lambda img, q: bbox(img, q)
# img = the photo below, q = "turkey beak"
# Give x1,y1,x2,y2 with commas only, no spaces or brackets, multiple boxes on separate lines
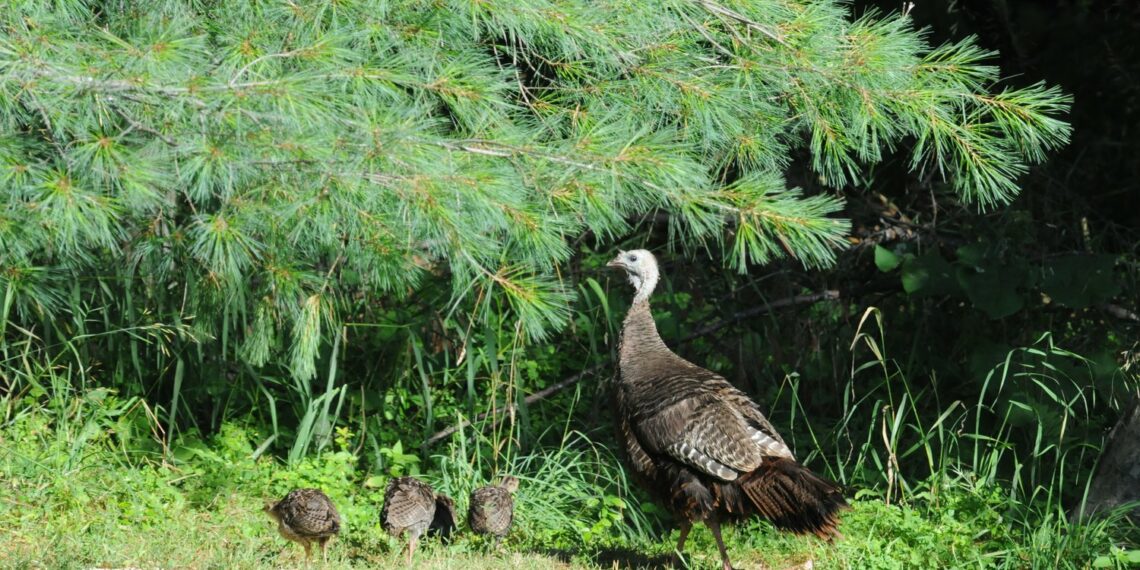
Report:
607,257,625,269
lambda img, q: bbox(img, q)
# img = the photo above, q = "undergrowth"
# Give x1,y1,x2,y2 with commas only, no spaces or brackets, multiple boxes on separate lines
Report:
1,313,1137,569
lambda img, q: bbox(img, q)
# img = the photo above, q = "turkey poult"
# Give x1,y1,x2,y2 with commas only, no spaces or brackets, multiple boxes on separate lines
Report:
381,476,457,564
264,488,341,564
608,250,848,570
468,476,519,544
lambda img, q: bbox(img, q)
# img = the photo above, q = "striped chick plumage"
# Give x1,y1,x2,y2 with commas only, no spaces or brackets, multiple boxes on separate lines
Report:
468,476,518,542
265,488,341,562
381,476,455,563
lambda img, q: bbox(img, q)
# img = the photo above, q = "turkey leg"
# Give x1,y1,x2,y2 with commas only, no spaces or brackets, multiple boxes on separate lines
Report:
707,519,734,570
671,522,692,567
319,536,330,564
406,535,418,565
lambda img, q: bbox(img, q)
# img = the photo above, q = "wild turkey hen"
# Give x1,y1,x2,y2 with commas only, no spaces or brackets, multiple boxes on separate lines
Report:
468,476,519,544
608,250,847,570
381,476,457,563
264,488,341,563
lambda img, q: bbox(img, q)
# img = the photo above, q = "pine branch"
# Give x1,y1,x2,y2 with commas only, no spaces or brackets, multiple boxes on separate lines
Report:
0,0,1069,387
692,0,787,45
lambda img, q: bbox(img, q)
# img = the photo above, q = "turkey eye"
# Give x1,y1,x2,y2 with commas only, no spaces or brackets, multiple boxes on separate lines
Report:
629,254,638,262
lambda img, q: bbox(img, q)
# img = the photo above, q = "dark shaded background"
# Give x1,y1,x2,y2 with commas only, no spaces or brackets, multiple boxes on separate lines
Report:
861,0,1140,233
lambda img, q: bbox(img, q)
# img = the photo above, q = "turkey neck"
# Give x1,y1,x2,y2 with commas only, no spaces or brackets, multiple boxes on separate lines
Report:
618,299,681,382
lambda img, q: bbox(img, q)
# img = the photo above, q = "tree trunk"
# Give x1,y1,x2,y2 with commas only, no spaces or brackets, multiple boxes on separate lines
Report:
1077,395,1140,522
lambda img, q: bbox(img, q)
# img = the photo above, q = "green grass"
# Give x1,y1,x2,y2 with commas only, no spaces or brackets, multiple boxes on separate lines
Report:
1,407,1135,570
2,316,1138,569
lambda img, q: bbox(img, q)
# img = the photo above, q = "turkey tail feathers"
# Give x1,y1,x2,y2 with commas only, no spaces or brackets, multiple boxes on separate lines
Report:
739,457,848,539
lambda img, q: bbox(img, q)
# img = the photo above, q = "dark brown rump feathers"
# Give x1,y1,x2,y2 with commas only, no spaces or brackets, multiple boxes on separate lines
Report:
734,457,847,538
659,456,846,538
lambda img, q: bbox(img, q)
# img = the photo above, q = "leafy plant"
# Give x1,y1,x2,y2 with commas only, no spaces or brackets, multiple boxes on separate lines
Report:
875,243,1122,318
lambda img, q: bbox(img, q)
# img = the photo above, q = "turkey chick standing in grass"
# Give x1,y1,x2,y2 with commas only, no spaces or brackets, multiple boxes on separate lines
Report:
608,250,848,570
381,476,457,564
265,488,341,564
468,476,519,546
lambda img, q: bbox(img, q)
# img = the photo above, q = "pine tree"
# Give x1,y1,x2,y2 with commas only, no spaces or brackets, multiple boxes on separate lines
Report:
0,1,1069,395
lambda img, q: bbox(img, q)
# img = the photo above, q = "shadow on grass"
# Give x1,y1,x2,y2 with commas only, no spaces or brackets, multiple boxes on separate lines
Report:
539,547,676,569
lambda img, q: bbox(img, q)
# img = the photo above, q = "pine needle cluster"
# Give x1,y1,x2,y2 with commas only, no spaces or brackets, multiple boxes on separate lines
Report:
0,0,1070,377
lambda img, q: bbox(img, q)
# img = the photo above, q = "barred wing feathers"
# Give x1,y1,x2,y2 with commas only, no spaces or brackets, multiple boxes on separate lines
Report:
381,477,437,538
269,488,341,539
468,485,515,537
629,369,794,481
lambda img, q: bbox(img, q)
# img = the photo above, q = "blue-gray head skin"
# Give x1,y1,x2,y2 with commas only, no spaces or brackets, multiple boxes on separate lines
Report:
607,249,659,304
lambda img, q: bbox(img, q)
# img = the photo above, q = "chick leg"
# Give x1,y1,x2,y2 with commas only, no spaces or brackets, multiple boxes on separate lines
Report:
406,535,418,565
